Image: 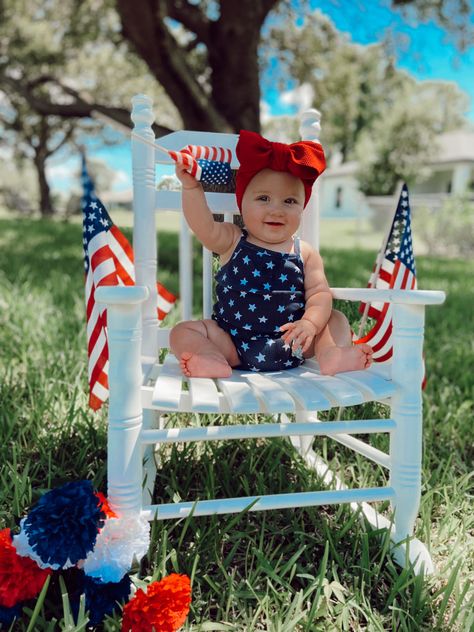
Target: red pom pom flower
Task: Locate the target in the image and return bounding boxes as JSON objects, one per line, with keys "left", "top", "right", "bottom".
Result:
{"left": 0, "top": 529, "right": 51, "bottom": 608}
{"left": 121, "top": 574, "right": 191, "bottom": 632}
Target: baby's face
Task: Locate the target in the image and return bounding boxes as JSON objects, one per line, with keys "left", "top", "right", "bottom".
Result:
{"left": 241, "top": 169, "right": 305, "bottom": 249}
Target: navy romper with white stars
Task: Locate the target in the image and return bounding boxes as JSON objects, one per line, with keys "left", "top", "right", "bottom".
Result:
{"left": 212, "top": 230, "right": 306, "bottom": 372}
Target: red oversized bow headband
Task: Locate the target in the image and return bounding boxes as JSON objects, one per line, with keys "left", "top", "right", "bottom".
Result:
{"left": 235, "top": 130, "right": 326, "bottom": 210}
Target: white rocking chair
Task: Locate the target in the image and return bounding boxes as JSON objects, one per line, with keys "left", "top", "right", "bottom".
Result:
{"left": 96, "top": 94, "right": 445, "bottom": 575}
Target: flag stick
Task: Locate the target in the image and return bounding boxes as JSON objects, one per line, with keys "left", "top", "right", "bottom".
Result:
{"left": 356, "top": 182, "right": 404, "bottom": 339}
{"left": 131, "top": 131, "right": 176, "bottom": 158}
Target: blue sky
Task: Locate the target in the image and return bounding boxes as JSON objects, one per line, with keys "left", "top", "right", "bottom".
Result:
{"left": 48, "top": 0, "right": 474, "bottom": 194}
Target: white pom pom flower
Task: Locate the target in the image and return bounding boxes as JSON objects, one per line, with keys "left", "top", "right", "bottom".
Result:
{"left": 82, "top": 514, "right": 150, "bottom": 583}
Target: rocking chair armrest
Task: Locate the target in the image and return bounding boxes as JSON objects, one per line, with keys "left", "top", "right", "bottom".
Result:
{"left": 95, "top": 285, "right": 149, "bottom": 305}
{"left": 331, "top": 288, "right": 446, "bottom": 306}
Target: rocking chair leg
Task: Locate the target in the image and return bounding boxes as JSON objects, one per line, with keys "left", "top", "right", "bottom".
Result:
{"left": 96, "top": 287, "right": 149, "bottom": 516}
{"left": 389, "top": 303, "right": 435, "bottom": 574}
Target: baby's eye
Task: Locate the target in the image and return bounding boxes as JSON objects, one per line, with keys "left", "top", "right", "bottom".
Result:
{"left": 257, "top": 195, "right": 269, "bottom": 201}
{"left": 285, "top": 198, "right": 298, "bottom": 205}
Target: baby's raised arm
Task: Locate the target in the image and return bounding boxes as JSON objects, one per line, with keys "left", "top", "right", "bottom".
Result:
{"left": 176, "top": 166, "right": 240, "bottom": 254}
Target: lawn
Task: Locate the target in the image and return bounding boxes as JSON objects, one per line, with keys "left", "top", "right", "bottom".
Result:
{"left": 0, "top": 216, "right": 473, "bottom": 631}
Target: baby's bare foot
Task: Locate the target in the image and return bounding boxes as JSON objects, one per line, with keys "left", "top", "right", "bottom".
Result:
{"left": 318, "top": 343, "right": 373, "bottom": 375}
{"left": 180, "top": 351, "right": 233, "bottom": 378}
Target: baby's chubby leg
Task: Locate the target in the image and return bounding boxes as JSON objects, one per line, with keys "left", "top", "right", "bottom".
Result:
{"left": 169, "top": 319, "right": 240, "bottom": 378}
{"left": 309, "top": 310, "right": 373, "bottom": 375}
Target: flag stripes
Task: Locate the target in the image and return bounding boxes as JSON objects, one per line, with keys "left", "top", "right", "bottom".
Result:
{"left": 163, "top": 143, "right": 233, "bottom": 185}
{"left": 355, "top": 184, "right": 419, "bottom": 366}
{"left": 82, "top": 157, "right": 177, "bottom": 411}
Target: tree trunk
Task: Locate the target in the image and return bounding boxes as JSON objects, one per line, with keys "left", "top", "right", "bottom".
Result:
{"left": 116, "top": 0, "right": 279, "bottom": 132}
{"left": 34, "top": 154, "right": 55, "bottom": 217}
{"left": 208, "top": 5, "right": 263, "bottom": 132}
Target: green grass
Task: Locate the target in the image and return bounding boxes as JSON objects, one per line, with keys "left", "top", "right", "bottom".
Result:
{"left": 0, "top": 217, "right": 473, "bottom": 631}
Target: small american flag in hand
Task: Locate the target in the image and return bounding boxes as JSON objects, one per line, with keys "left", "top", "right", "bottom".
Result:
{"left": 167, "top": 144, "right": 233, "bottom": 185}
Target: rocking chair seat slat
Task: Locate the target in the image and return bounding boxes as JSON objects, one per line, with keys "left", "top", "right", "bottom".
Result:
{"left": 240, "top": 372, "right": 297, "bottom": 412}
{"left": 151, "top": 354, "right": 184, "bottom": 409}
{"left": 328, "top": 369, "right": 396, "bottom": 401}
{"left": 188, "top": 376, "right": 220, "bottom": 412}
{"left": 290, "top": 367, "right": 366, "bottom": 407}
{"left": 248, "top": 370, "right": 333, "bottom": 410}
{"left": 216, "top": 373, "right": 261, "bottom": 413}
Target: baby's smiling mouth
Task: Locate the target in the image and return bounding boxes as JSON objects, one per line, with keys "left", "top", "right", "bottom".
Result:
{"left": 265, "top": 221, "right": 284, "bottom": 226}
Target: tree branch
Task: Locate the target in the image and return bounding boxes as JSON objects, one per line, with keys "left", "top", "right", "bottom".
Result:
{"left": 2, "top": 75, "right": 173, "bottom": 136}
{"left": 116, "top": 0, "right": 230, "bottom": 130}
{"left": 163, "top": 0, "right": 211, "bottom": 45}
{"left": 47, "top": 121, "right": 76, "bottom": 157}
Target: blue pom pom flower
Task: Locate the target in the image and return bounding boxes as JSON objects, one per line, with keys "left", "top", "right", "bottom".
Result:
{"left": 0, "top": 603, "right": 22, "bottom": 626}
{"left": 21, "top": 481, "right": 105, "bottom": 569}
{"left": 84, "top": 575, "right": 132, "bottom": 627}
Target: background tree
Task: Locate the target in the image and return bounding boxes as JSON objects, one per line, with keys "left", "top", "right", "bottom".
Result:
{"left": 0, "top": 0, "right": 179, "bottom": 213}
{"left": 0, "top": 0, "right": 472, "bottom": 210}
{"left": 3, "top": 0, "right": 472, "bottom": 134}
{"left": 266, "top": 10, "right": 470, "bottom": 194}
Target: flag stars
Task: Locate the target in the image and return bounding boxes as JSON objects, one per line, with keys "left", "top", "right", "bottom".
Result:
{"left": 248, "top": 304, "right": 257, "bottom": 312}
{"left": 256, "top": 353, "right": 266, "bottom": 363}
{"left": 242, "top": 255, "right": 250, "bottom": 264}
{"left": 279, "top": 274, "right": 288, "bottom": 282}
{"left": 240, "top": 278, "right": 248, "bottom": 286}
{"left": 266, "top": 261, "right": 275, "bottom": 269}
{"left": 241, "top": 342, "right": 249, "bottom": 351}
{"left": 234, "top": 311, "right": 242, "bottom": 320}
{"left": 252, "top": 269, "right": 261, "bottom": 277}
{"left": 258, "top": 316, "right": 268, "bottom": 323}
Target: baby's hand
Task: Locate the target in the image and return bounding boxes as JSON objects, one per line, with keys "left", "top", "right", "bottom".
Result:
{"left": 175, "top": 165, "right": 201, "bottom": 191}
{"left": 280, "top": 319, "right": 317, "bottom": 354}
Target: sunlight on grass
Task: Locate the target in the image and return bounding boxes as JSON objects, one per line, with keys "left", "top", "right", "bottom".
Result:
{"left": 0, "top": 217, "right": 473, "bottom": 630}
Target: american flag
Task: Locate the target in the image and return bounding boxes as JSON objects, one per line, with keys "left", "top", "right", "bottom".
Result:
{"left": 355, "top": 184, "right": 417, "bottom": 363}
{"left": 163, "top": 143, "right": 233, "bottom": 185}
{"left": 81, "top": 157, "right": 176, "bottom": 410}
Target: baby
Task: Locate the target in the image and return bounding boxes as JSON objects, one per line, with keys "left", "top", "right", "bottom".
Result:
{"left": 170, "top": 130, "right": 373, "bottom": 378}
